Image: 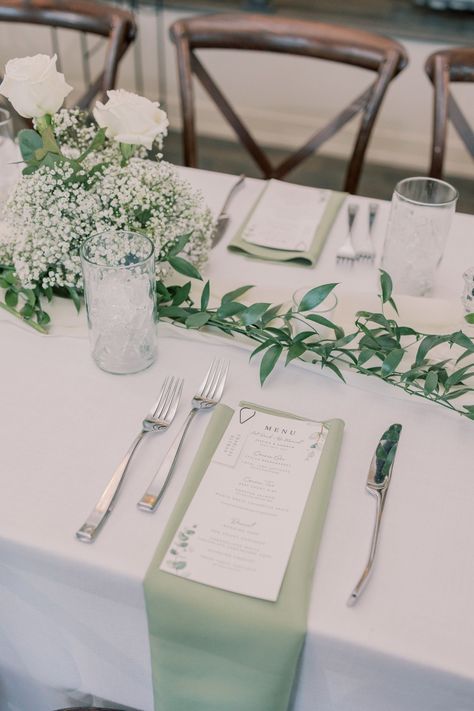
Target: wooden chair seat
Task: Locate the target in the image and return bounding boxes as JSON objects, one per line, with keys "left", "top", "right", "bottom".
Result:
{"left": 0, "top": 0, "right": 136, "bottom": 108}
{"left": 170, "top": 13, "right": 408, "bottom": 194}
{"left": 425, "top": 47, "right": 474, "bottom": 179}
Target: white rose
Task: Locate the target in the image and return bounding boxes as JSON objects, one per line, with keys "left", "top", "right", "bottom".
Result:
{"left": 93, "top": 89, "right": 169, "bottom": 150}
{"left": 0, "top": 54, "right": 72, "bottom": 119}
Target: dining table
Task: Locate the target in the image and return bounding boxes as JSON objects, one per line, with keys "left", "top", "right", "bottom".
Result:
{"left": 1, "top": 165, "right": 474, "bottom": 711}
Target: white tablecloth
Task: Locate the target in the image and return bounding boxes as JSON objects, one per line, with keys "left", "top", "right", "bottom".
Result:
{"left": 1, "top": 167, "right": 474, "bottom": 711}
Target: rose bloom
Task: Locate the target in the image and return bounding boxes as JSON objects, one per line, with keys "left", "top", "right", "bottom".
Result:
{"left": 93, "top": 89, "right": 169, "bottom": 150}
{"left": 0, "top": 54, "right": 72, "bottom": 119}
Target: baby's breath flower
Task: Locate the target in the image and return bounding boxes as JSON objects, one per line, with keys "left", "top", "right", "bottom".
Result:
{"left": 4, "top": 110, "right": 213, "bottom": 292}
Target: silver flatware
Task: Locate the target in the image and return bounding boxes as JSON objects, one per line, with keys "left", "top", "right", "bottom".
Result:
{"left": 336, "top": 203, "right": 358, "bottom": 264}
{"left": 76, "top": 376, "right": 183, "bottom": 543}
{"left": 212, "top": 174, "right": 245, "bottom": 247}
{"left": 347, "top": 423, "right": 402, "bottom": 606}
{"left": 356, "top": 202, "right": 378, "bottom": 261}
{"left": 137, "top": 359, "right": 229, "bottom": 512}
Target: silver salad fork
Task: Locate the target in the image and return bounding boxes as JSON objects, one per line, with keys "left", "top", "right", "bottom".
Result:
{"left": 137, "top": 359, "right": 229, "bottom": 512}
{"left": 336, "top": 203, "right": 358, "bottom": 264}
{"left": 76, "top": 376, "right": 183, "bottom": 543}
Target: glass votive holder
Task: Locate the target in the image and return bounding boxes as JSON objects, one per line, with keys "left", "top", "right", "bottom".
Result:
{"left": 81, "top": 230, "right": 157, "bottom": 374}
{"left": 381, "top": 177, "right": 458, "bottom": 296}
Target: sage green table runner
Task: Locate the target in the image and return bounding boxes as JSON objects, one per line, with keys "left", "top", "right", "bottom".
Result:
{"left": 144, "top": 402, "right": 344, "bottom": 711}
{"left": 228, "top": 186, "right": 346, "bottom": 265}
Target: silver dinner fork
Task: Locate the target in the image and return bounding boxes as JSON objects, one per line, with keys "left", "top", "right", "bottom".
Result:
{"left": 356, "top": 203, "right": 378, "bottom": 262}
{"left": 336, "top": 204, "right": 358, "bottom": 264}
{"left": 137, "top": 359, "right": 229, "bottom": 512}
{"left": 76, "top": 376, "right": 184, "bottom": 543}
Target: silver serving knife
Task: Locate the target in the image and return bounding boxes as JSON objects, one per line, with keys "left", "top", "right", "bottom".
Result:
{"left": 211, "top": 174, "right": 245, "bottom": 248}
{"left": 347, "top": 423, "right": 402, "bottom": 606}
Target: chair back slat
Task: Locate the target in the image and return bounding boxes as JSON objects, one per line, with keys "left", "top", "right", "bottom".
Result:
{"left": 425, "top": 47, "right": 474, "bottom": 179}
{"left": 170, "top": 13, "right": 408, "bottom": 194}
{"left": 0, "top": 0, "right": 136, "bottom": 107}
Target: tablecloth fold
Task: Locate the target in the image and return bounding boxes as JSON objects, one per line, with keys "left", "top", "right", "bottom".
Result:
{"left": 144, "top": 402, "right": 344, "bottom": 711}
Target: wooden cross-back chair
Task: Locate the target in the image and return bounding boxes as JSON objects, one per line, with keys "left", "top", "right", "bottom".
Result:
{"left": 0, "top": 0, "right": 136, "bottom": 108}
{"left": 425, "top": 47, "right": 474, "bottom": 180}
{"left": 170, "top": 13, "right": 408, "bottom": 194}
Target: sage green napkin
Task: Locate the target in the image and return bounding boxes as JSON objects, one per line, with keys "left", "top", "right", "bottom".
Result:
{"left": 143, "top": 402, "right": 344, "bottom": 711}
{"left": 228, "top": 186, "right": 346, "bottom": 265}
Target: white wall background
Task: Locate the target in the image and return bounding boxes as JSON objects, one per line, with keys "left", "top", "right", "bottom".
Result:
{"left": 0, "top": 7, "right": 472, "bottom": 178}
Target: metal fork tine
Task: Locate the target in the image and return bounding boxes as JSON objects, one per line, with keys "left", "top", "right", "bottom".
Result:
{"left": 211, "top": 361, "right": 229, "bottom": 402}
{"left": 201, "top": 359, "right": 221, "bottom": 399}
{"left": 165, "top": 379, "right": 184, "bottom": 423}
{"left": 155, "top": 376, "right": 177, "bottom": 420}
{"left": 151, "top": 376, "right": 171, "bottom": 417}
{"left": 205, "top": 360, "right": 224, "bottom": 401}
{"left": 162, "top": 378, "right": 183, "bottom": 422}
{"left": 198, "top": 359, "right": 217, "bottom": 398}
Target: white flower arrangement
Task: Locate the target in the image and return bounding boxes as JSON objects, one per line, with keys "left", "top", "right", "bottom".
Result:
{"left": 0, "top": 54, "right": 213, "bottom": 330}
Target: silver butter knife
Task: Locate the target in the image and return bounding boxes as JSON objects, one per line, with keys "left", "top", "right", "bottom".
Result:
{"left": 347, "top": 423, "right": 402, "bottom": 606}
{"left": 211, "top": 174, "right": 245, "bottom": 248}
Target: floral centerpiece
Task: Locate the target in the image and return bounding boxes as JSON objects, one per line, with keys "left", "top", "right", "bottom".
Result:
{"left": 0, "top": 54, "right": 213, "bottom": 329}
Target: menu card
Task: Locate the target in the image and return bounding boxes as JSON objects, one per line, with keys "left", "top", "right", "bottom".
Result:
{"left": 160, "top": 406, "right": 328, "bottom": 601}
{"left": 242, "top": 179, "right": 331, "bottom": 252}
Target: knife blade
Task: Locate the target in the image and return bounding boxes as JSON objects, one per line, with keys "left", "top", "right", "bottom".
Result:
{"left": 347, "top": 423, "right": 402, "bottom": 606}
{"left": 211, "top": 174, "right": 245, "bottom": 248}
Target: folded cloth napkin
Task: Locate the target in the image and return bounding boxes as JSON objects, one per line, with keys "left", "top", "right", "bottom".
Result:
{"left": 228, "top": 188, "right": 346, "bottom": 265}
{"left": 143, "top": 402, "right": 344, "bottom": 711}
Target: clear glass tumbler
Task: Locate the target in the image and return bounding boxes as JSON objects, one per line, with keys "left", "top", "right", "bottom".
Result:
{"left": 81, "top": 231, "right": 157, "bottom": 374}
{"left": 381, "top": 177, "right": 458, "bottom": 296}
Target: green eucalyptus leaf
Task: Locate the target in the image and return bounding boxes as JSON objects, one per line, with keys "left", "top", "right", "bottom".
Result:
{"left": 298, "top": 283, "right": 337, "bottom": 312}
{"left": 381, "top": 348, "right": 404, "bottom": 377}
{"left": 17, "top": 129, "right": 43, "bottom": 162}
{"left": 444, "top": 365, "right": 474, "bottom": 389}
{"left": 200, "top": 280, "right": 210, "bottom": 311}
{"left": 5, "top": 288, "right": 18, "bottom": 308}
{"left": 306, "top": 313, "right": 344, "bottom": 338}
{"left": 159, "top": 306, "right": 192, "bottom": 319}
{"left": 37, "top": 311, "right": 50, "bottom": 326}
{"left": 168, "top": 256, "right": 202, "bottom": 280}
{"left": 259, "top": 344, "right": 282, "bottom": 385}
{"left": 286, "top": 342, "right": 306, "bottom": 365}
{"left": 358, "top": 348, "right": 375, "bottom": 366}
{"left": 168, "top": 233, "right": 192, "bottom": 257}
{"left": 465, "top": 313, "right": 474, "bottom": 325}
{"left": 172, "top": 282, "right": 191, "bottom": 306}
{"left": 261, "top": 304, "right": 283, "bottom": 325}
{"left": 186, "top": 312, "right": 211, "bottom": 329}
{"left": 424, "top": 370, "right": 438, "bottom": 395}
{"left": 217, "top": 301, "right": 246, "bottom": 319}
{"left": 66, "top": 287, "right": 82, "bottom": 314}
{"left": 240, "top": 302, "right": 271, "bottom": 326}
{"left": 222, "top": 285, "right": 254, "bottom": 303}
{"left": 379, "top": 270, "right": 393, "bottom": 304}
{"left": 415, "top": 335, "right": 449, "bottom": 367}
{"left": 250, "top": 339, "right": 276, "bottom": 360}
{"left": 323, "top": 360, "right": 345, "bottom": 382}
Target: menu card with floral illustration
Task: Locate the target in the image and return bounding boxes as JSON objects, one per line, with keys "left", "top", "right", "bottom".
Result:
{"left": 160, "top": 406, "right": 329, "bottom": 601}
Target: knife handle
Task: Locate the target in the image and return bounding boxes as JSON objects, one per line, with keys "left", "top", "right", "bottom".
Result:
{"left": 347, "top": 488, "right": 386, "bottom": 606}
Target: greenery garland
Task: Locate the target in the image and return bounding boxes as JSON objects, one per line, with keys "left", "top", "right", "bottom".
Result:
{"left": 2, "top": 242, "right": 474, "bottom": 421}
{"left": 156, "top": 269, "right": 474, "bottom": 421}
